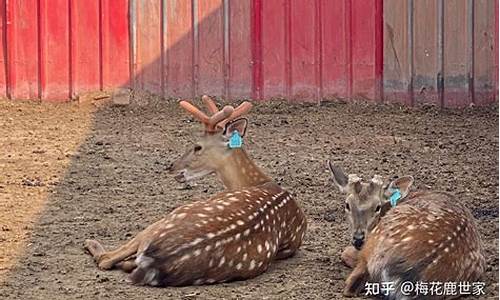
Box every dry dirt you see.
[0,97,498,300]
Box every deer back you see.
[360,191,486,285]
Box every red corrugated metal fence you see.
[0,0,497,106]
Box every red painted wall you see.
[0,0,497,106]
[0,0,129,101]
[253,0,383,101]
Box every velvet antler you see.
[179,95,253,134]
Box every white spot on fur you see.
[402,236,413,242]
[218,256,226,267]
[249,260,256,270]
[176,213,187,219]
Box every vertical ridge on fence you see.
[284,0,291,99]
[314,0,323,101]
[223,0,229,99]
[0,0,7,99]
[407,0,414,106]
[437,0,444,107]
[344,0,353,98]
[160,0,166,97]
[192,0,199,97]
[251,0,262,100]
[467,0,474,104]
[374,0,383,102]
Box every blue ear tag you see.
[228,130,243,149]
[389,188,402,207]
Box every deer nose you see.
[352,232,365,250]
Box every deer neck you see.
[216,149,272,190]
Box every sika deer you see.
[327,162,486,299]
[84,96,307,286]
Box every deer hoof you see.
[342,287,357,298]
[97,256,115,270]
[84,239,105,258]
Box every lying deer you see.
[84,96,307,286]
[327,161,486,298]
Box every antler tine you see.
[179,100,210,124]
[207,106,234,132]
[202,95,219,114]
[217,101,253,128]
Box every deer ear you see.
[223,118,248,137]
[327,161,349,193]
[384,176,414,200]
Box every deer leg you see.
[341,246,359,268]
[85,237,141,270]
[98,238,141,270]
[343,261,369,297]
[85,221,162,270]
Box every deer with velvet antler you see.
[84,96,307,286]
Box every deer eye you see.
[375,205,381,212]
[345,202,350,211]
[194,145,202,152]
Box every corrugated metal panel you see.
[0,0,129,101]
[253,0,383,101]
[0,0,497,106]
[384,0,498,107]
[131,0,252,99]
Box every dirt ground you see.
[0,97,498,300]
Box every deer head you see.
[327,161,414,250]
[168,96,256,186]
